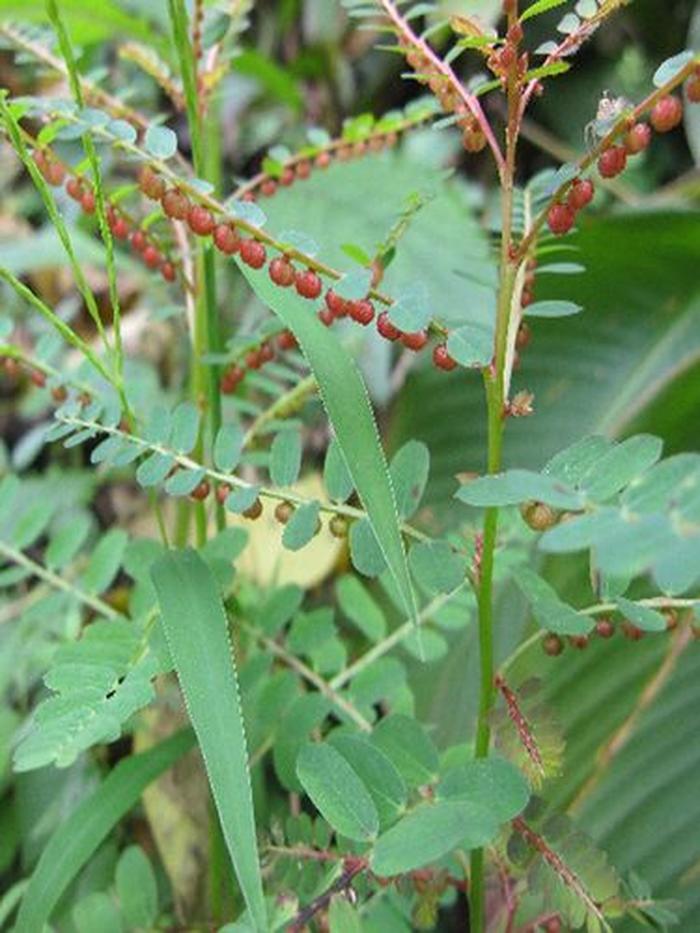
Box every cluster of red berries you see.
[542,610,680,656]
[547,86,697,238]
[34,149,178,283]
[219,329,298,395]
[246,133,400,202]
[1,354,95,409]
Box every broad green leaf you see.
[115,846,157,928]
[270,429,302,487]
[408,540,465,594]
[255,583,304,636]
[273,694,331,791]
[389,440,430,520]
[514,567,592,635]
[14,730,193,933]
[237,263,415,620]
[456,469,582,509]
[214,424,244,472]
[371,715,439,788]
[170,401,200,453]
[349,518,387,578]
[544,436,614,485]
[144,124,178,159]
[73,892,122,933]
[579,434,663,501]
[329,733,407,827]
[225,486,261,514]
[151,551,267,932]
[446,323,493,367]
[371,800,497,876]
[164,467,206,496]
[616,598,666,633]
[136,451,175,487]
[329,897,363,933]
[324,437,354,502]
[282,501,320,550]
[336,575,386,641]
[436,756,530,823]
[296,743,379,841]
[520,0,568,22]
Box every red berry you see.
[325,289,348,318]
[269,257,295,287]
[567,178,594,211]
[162,188,190,220]
[66,177,83,201]
[547,202,575,235]
[143,244,162,268]
[240,239,267,269]
[350,299,375,326]
[260,179,277,198]
[139,166,166,200]
[543,633,563,657]
[521,289,534,308]
[45,161,66,186]
[568,635,589,650]
[433,344,457,371]
[220,365,245,393]
[688,75,700,104]
[650,95,683,133]
[277,330,298,351]
[216,483,231,504]
[30,368,46,388]
[280,168,295,187]
[295,160,311,180]
[131,230,147,252]
[315,152,332,169]
[597,145,627,179]
[295,269,323,300]
[81,190,96,214]
[259,342,275,364]
[243,498,263,520]
[377,311,401,341]
[190,480,211,501]
[246,349,262,369]
[624,122,651,155]
[401,330,428,351]
[318,307,335,327]
[111,216,130,240]
[160,261,176,282]
[213,223,240,255]
[188,204,215,236]
[622,621,645,641]
[595,617,615,639]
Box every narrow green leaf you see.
[336,575,386,641]
[653,50,695,88]
[616,598,667,633]
[349,518,387,578]
[73,892,122,933]
[282,501,320,551]
[214,423,244,472]
[14,730,193,933]
[136,451,175,488]
[526,300,582,318]
[389,440,429,520]
[296,743,379,841]
[115,846,157,928]
[270,428,302,487]
[324,437,354,502]
[456,469,582,509]
[514,567,592,636]
[165,467,206,496]
[151,551,266,932]
[80,529,128,594]
[329,897,363,933]
[170,401,200,453]
[238,264,415,619]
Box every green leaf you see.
[526,300,582,318]
[371,714,439,787]
[225,486,261,514]
[136,451,175,487]
[151,551,267,932]
[349,518,387,578]
[436,756,530,822]
[580,434,663,501]
[80,529,128,594]
[520,0,568,22]
[270,429,302,487]
[329,734,407,827]
[389,440,430,520]
[409,540,465,595]
[115,846,157,928]
[165,467,206,496]
[144,124,178,159]
[456,470,582,509]
[296,743,379,841]
[616,598,667,633]
[371,800,497,876]
[45,516,91,570]
[282,501,320,551]
[73,893,122,933]
[336,574,386,641]
[237,263,415,620]
[446,323,493,367]
[324,437,354,502]
[329,897,363,933]
[14,730,193,933]
[514,567,592,636]
[653,50,695,87]
[273,694,331,791]
[214,424,244,472]
[170,401,200,453]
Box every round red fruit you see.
[162,188,190,220]
[143,244,162,269]
[280,168,294,187]
[213,223,240,255]
[597,145,627,178]
[295,269,323,300]
[650,95,683,133]
[543,633,563,657]
[161,261,176,282]
[315,152,332,169]
[240,239,267,269]
[46,161,66,186]
[139,166,166,200]
[131,230,147,252]
[325,290,347,318]
[277,330,298,351]
[624,122,651,155]
[269,257,295,287]
[246,349,262,369]
[260,179,277,198]
[258,342,275,364]
[220,366,244,393]
[296,160,311,180]
[547,202,575,235]
[66,177,83,201]
[111,216,130,240]
[433,344,457,371]
[318,307,334,327]
[567,178,594,211]
[350,299,375,326]
[402,330,428,351]
[377,311,400,341]
[81,190,96,214]
[188,204,215,236]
